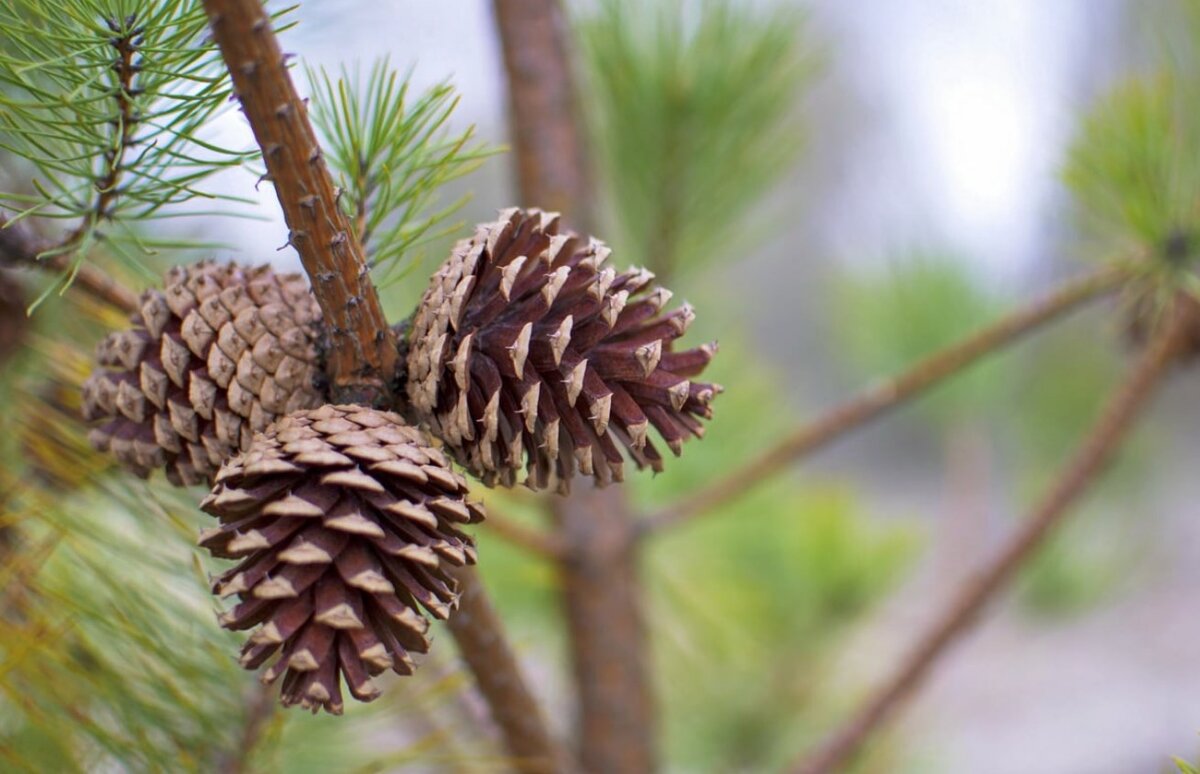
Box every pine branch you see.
[483,508,566,559]
[445,566,575,774]
[204,2,564,756]
[791,296,1190,774]
[0,0,251,276]
[63,15,141,250]
[493,0,593,229]
[0,214,137,313]
[641,264,1131,536]
[202,0,396,406]
[549,489,654,773]
[493,1,655,770]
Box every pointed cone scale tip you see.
[508,322,532,377]
[635,340,663,377]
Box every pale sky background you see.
[208,0,1126,284]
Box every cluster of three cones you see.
[80,208,721,713]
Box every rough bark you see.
[203,0,396,406]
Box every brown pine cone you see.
[407,208,720,492]
[200,404,484,715]
[81,261,325,486]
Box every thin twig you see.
[203,0,397,406]
[642,264,1131,536]
[791,296,1189,774]
[0,215,138,314]
[483,509,566,559]
[445,565,576,774]
[61,16,140,250]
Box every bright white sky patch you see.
[820,0,1090,277]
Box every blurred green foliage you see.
[576,0,815,279]
[639,344,917,770]
[1063,0,1200,315]
[1063,77,1198,260]
[833,253,1006,426]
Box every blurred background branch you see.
[643,262,1131,535]
[794,296,1192,774]
[491,0,654,770]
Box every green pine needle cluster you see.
[308,59,492,284]
[1063,77,1200,263]
[1063,0,1200,303]
[577,0,816,278]
[0,0,253,279]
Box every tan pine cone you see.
[407,208,720,492]
[200,404,484,714]
[81,261,325,486]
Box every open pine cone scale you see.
[200,404,483,714]
[408,208,720,492]
[81,261,325,486]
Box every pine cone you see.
[407,208,720,492]
[200,404,483,714]
[81,261,325,486]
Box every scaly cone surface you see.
[407,208,720,493]
[200,404,485,714]
[81,261,325,486]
